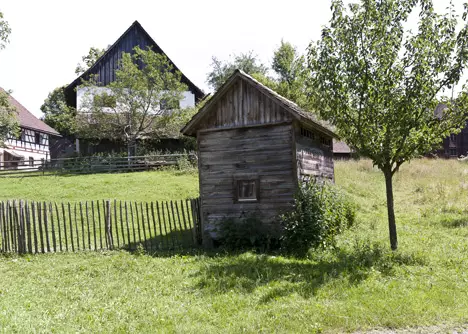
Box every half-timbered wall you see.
[3,128,51,166]
[294,124,334,182]
[198,124,296,238]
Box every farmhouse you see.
[0,90,60,169]
[64,20,205,154]
[182,70,337,246]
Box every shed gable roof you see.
[181,70,336,137]
[65,20,205,106]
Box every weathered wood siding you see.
[198,79,293,130]
[198,124,295,237]
[294,124,334,182]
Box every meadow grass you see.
[1,159,468,332]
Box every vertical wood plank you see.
[62,203,69,252]
[134,202,142,246]
[43,202,51,253]
[86,202,91,250]
[150,202,159,250]
[146,202,153,252]
[106,200,113,250]
[91,201,97,251]
[157,201,168,249]
[79,202,85,250]
[49,202,56,252]
[125,201,131,247]
[25,201,32,254]
[140,202,147,250]
[164,201,175,249]
[0,202,4,253]
[55,203,62,252]
[114,199,119,248]
[97,200,104,250]
[130,201,136,249]
[120,201,125,249]
[32,201,38,254]
[37,201,44,253]
[18,200,24,254]
[174,201,185,246]
[74,203,80,250]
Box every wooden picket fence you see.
[0,198,202,254]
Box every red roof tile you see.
[1,89,60,136]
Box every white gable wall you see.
[77,86,195,113]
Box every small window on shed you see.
[300,127,315,140]
[234,177,259,202]
[449,148,457,157]
[320,136,331,147]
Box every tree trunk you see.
[384,170,398,250]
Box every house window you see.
[35,132,41,144]
[449,148,457,157]
[234,177,259,202]
[29,157,34,167]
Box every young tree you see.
[0,11,18,146]
[206,51,268,90]
[75,47,107,76]
[271,40,311,109]
[77,46,187,157]
[41,86,76,136]
[0,90,19,147]
[308,0,468,250]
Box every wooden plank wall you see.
[198,124,295,233]
[200,80,293,130]
[295,125,335,182]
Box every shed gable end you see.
[197,78,293,132]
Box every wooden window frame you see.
[233,175,260,203]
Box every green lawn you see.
[1,160,468,333]
[0,170,199,201]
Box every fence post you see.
[106,200,113,250]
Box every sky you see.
[0,0,465,118]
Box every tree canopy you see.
[308,0,468,250]
[41,86,76,137]
[0,11,11,50]
[206,43,311,109]
[206,51,268,90]
[75,47,107,76]
[77,46,187,156]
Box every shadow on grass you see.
[122,229,201,256]
[439,216,468,228]
[194,243,426,301]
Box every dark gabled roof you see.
[181,69,337,138]
[65,20,205,105]
[1,88,60,136]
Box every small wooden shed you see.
[182,70,337,246]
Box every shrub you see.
[280,181,355,257]
[214,215,280,251]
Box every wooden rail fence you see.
[0,198,202,254]
[0,154,197,178]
